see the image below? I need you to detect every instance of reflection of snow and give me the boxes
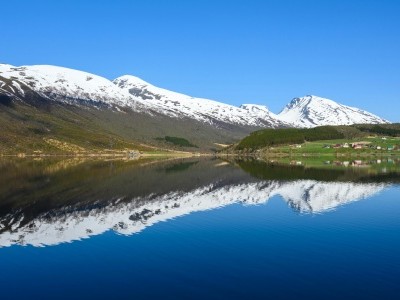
[0,181,387,247]
[276,180,386,213]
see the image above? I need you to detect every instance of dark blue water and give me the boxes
[0,158,399,299]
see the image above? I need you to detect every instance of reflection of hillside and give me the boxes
[0,158,253,230]
[234,159,400,183]
[0,158,389,247]
[43,158,92,174]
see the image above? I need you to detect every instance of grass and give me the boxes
[155,136,198,148]
[227,124,400,158]
[0,101,211,156]
[261,136,400,158]
[0,98,252,154]
[0,101,154,155]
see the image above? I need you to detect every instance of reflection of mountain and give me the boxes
[0,177,386,247]
[275,180,386,213]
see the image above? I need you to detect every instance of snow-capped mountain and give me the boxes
[113,75,285,127]
[0,63,390,129]
[0,63,286,128]
[0,64,139,108]
[0,180,386,247]
[278,95,389,128]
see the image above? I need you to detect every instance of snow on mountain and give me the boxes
[0,63,14,72]
[1,64,390,129]
[0,180,386,247]
[113,75,286,127]
[278,95,389,128]
[0,63,288,128]
[0,64,140,108]
[240,104,271,117]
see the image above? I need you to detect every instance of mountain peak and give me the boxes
[279,95,389,127]
[113,75,151,89]
[285,95,335,110]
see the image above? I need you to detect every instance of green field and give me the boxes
[260,136,400,157]
[226,124,400,158]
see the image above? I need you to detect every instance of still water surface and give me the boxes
[0,157,399,299]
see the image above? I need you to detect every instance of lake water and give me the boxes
[0,157,399,299]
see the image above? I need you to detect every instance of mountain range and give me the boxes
[0,63,390,152]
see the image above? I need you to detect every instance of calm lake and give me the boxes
[0,157,399,299]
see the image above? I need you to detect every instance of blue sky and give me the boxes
[2,0,399,120]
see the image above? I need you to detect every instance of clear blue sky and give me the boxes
[2,0,399,121]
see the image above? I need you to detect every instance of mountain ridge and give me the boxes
[113,74,286,128]
[1,63,389,129]
[0,63,392,154]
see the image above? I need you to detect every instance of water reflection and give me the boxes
[0,157,398,247]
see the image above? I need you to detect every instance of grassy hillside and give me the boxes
[0,95,259,155]
[0,101,151,155]
[227,124,400,155]
[86,106,259,152]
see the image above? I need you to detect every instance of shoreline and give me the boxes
[0,151,214,159]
